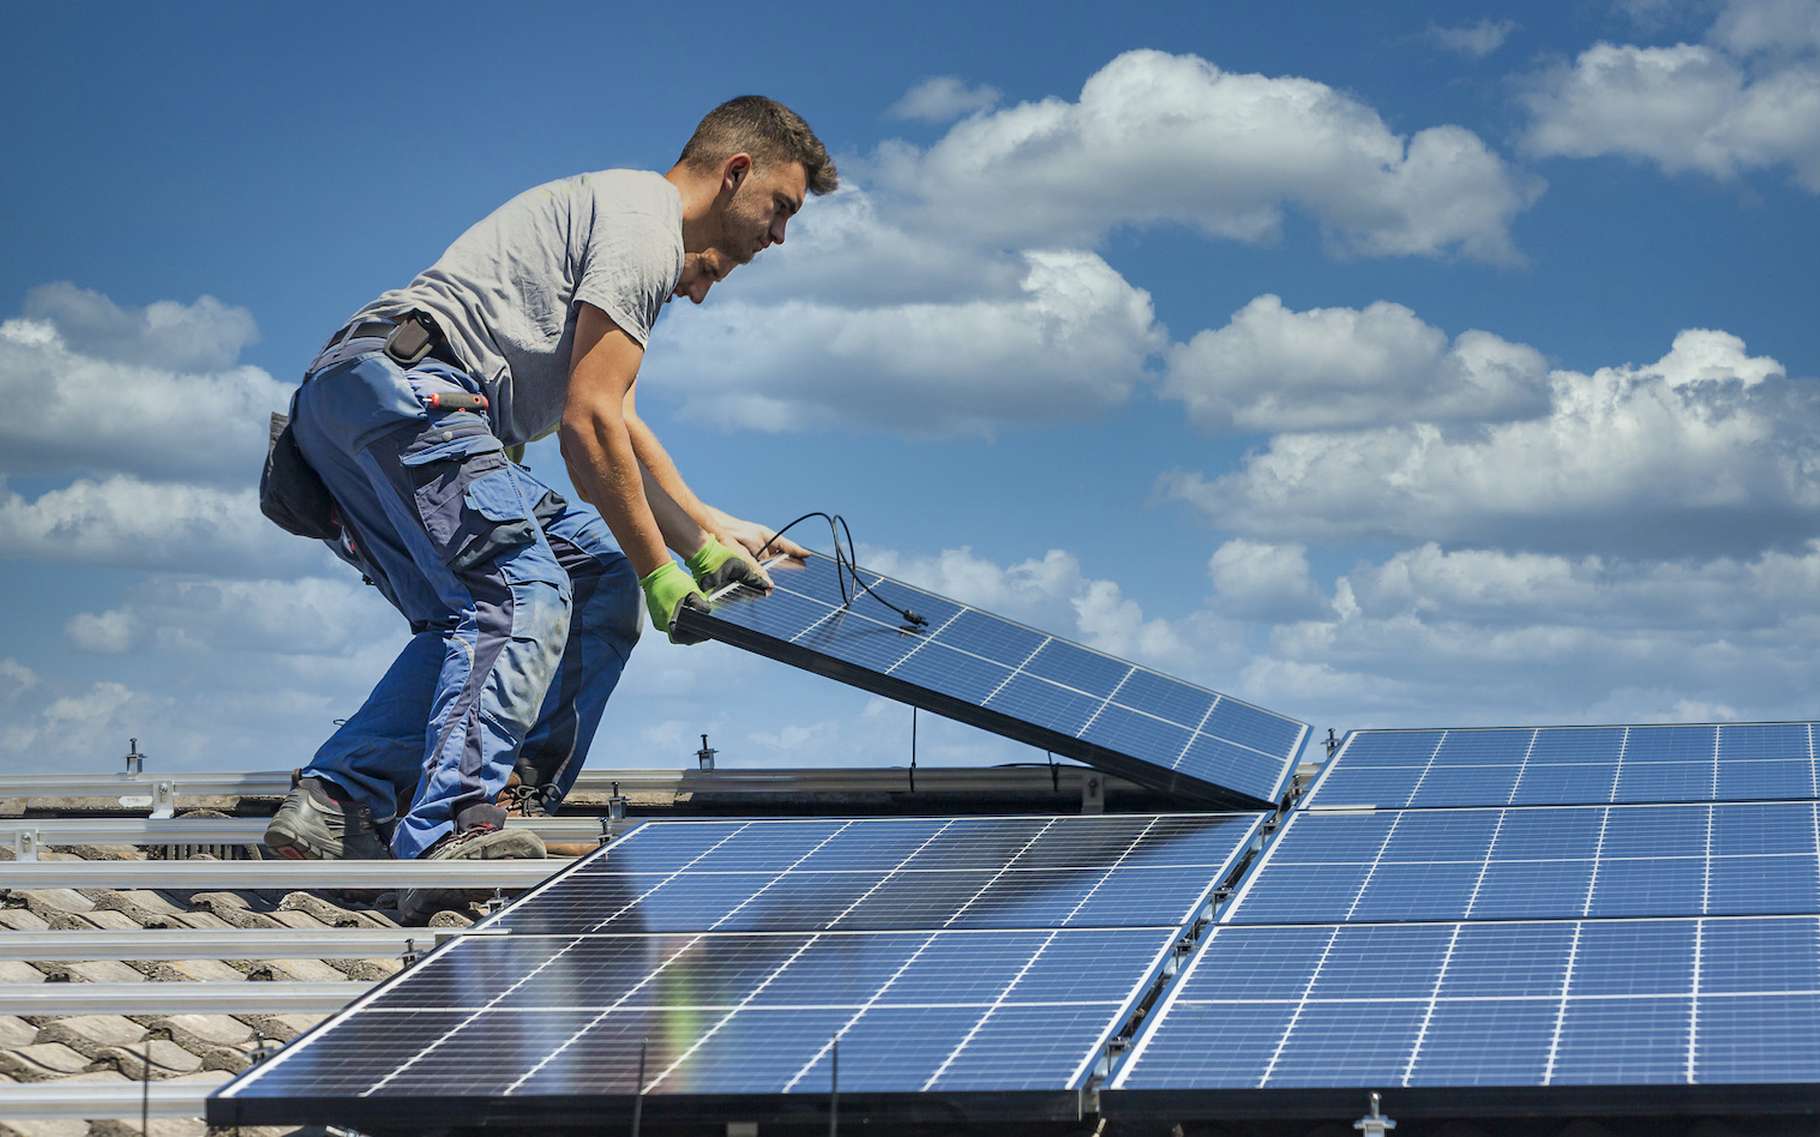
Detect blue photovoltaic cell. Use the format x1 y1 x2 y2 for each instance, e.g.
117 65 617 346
678 552 1308 807
1305 722 1820 810
1220 802 1820 925
215 813 1262 1127
1112 915 1820 1091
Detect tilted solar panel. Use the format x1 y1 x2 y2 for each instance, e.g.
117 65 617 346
673 553 1308 808
1304 722 1819 810
210 813 1265 1130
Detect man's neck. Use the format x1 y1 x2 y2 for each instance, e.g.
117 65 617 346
665 165 719 254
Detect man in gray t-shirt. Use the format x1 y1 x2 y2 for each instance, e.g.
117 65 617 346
262 97 838 917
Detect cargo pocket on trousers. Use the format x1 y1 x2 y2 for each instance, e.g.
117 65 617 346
399 433 537 575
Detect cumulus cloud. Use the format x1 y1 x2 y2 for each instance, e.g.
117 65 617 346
1244 540 1820 728
1207 540 1327 622
1 286 290 482
872 49 1541 262
0 658 39 700
655 247 1163 435
0 475 324 574
1427 18 1519 58
66 610 135 654
1522 1 1820 191
1163 294 1550 432
888 76 1002 122
1165 328 1816 556
67 576 394 660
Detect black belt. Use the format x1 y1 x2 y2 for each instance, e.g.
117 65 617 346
322 313 465 369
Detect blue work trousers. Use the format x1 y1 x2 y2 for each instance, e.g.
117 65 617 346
290 337 641 859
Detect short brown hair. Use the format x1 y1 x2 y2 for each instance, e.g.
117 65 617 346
678 96 839 196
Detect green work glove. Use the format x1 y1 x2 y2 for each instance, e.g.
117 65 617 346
640 561 709 645
686 535 772 594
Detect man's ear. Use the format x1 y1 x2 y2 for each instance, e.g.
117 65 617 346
721 153 752 194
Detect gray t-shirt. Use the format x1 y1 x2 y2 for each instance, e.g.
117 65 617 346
347 169 684 446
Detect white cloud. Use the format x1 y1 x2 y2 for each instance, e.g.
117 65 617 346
1 288 290 483
873 49 1541 262
1165 328 1814 556
1208 539 1327 621
656 247 1163 435
888 76 1002 122
1522 2 1820 191
1163 294 1550 432
0 475 324 574
0 658 38 700
66 609 135 654
1427 18 1518 58
1712 0 1820 54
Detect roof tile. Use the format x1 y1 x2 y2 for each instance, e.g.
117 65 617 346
90 1038 202 1080
0 1042 91 1081
138 1014 251 1050
0 1016 37 1048
31 1016 146 1058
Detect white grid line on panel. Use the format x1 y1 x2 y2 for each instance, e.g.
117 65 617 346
1062 817 1164 926
500 933 710 1095
1342 813 1408 922
707 821 857 931
1256 925 1344 1088
1075 665 1139 739
1168 694 1224 773
365 822 757 1096
920 929 1063 1090
642 936 824 1093
1809 723 1818 798
1400 730 1451 808
980 635 1054 707
1604 726 1631 805
786 574 888 645
1505 728 1541 805
881 606 966 675
824 820 959 928
1398 922 1465 1087
1539 921 1585 1087
944 819 1060 929
1579 807 1616 919
779 932 946 1092
1460 809 1509 921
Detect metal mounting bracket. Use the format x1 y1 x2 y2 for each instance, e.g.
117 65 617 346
13 828 38 862
149 780 176 820
1355 1091 1397 1135
1081 773 1104 815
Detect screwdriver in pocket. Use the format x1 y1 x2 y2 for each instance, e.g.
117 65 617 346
427 391 490 411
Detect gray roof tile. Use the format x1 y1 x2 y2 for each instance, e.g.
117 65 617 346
31 1016 146 1058
0 1042 91 1081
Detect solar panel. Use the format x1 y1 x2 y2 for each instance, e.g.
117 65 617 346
672 553 1308 808
1105 716 1820 1120
1111 915 1820 1094
1220 801 1820 924
1304 722 1819 810
210 812 1265 1130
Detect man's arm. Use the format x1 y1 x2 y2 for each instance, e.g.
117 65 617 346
559 304 672 577
560 303 708 640
624 386 814 564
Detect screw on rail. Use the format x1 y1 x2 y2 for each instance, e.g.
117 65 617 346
125 737 145 775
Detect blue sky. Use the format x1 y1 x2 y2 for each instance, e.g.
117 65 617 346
4 0 1819 776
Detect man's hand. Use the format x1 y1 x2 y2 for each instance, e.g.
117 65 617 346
640 562 710 645
687 535 774 594
712 512 814 563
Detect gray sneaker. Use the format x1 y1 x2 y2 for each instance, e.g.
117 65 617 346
264 776 389 861
398 825 546 925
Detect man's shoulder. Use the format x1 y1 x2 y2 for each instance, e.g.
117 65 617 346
566 168 680 211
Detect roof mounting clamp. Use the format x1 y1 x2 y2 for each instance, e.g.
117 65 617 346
13 828 38 862
1081 774 1104 815
149 780 176 820
1355 1091 1396 1135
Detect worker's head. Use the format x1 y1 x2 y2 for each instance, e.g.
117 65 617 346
671 96 838 267
669 249 735 306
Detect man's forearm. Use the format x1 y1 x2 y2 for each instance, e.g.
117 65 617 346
640 466 709 555
558 413 671 578
626 414 721 532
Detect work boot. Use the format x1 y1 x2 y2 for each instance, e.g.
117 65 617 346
398 824 546 925
264 776 388 860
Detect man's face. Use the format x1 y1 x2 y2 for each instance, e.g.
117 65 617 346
670 248 734 305
717 157 808 266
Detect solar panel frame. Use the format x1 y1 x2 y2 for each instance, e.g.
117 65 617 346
672 553 1308 809
209 812 1266 1130
1302 722 1820 811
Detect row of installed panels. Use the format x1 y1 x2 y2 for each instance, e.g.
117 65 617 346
211 721 1820 1130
